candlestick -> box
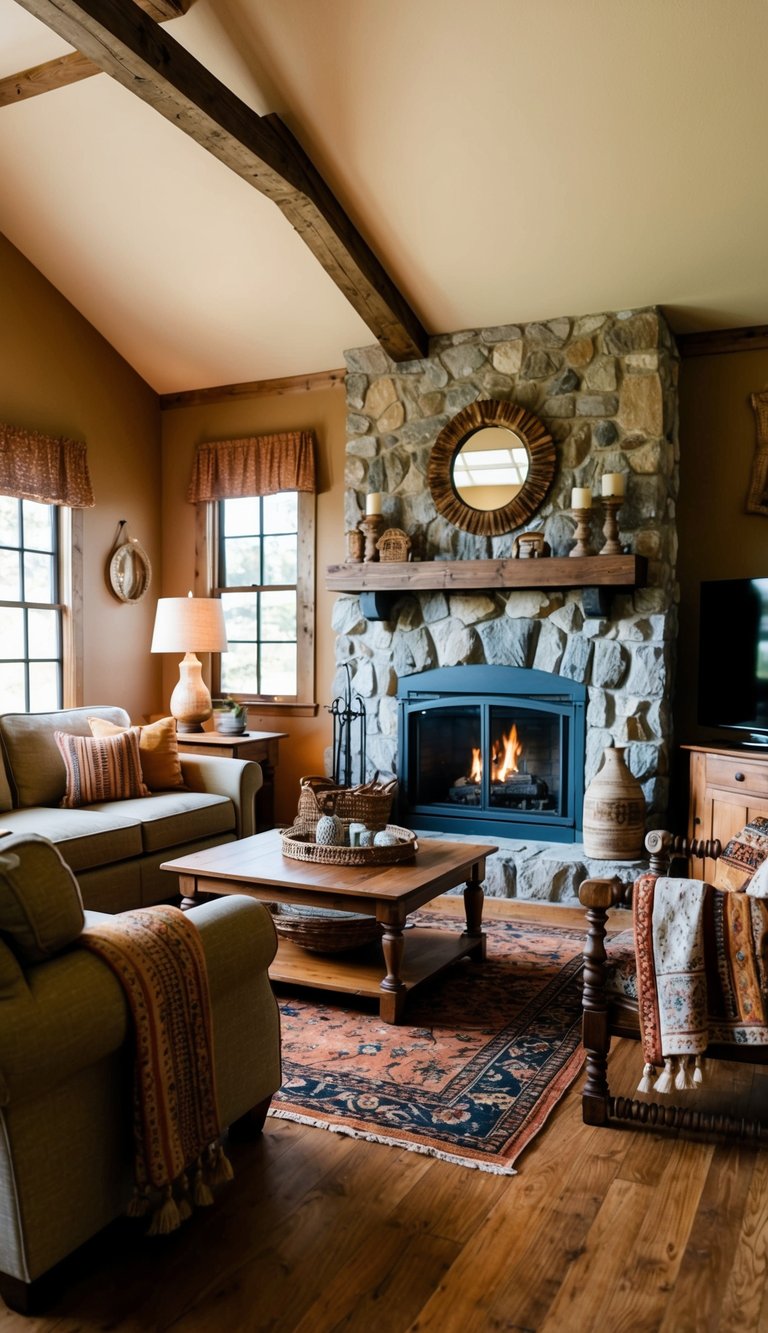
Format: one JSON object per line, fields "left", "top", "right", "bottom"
{"left": 571, "top": 487, "right": 592, "bottom": 510}
{"left": 599, "top": 496, "right": 623, "bottom": 555}
{"left": 359, "top": 513, "right": 384, "bottom": 561}
{"left": 365, "top": 492, "right": 382, "bottom": 516}
{"left": 570, "top": 507, "right": 594, "bottom": 558}
{"left": 601, "top": 472, "right": 625, "bottom": 498}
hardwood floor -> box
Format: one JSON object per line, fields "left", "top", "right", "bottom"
{"left": 3, "top": 900, "right": 768, "bottom": 1332}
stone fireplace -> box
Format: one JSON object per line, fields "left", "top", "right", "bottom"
{"left": 397, "top": 665, "right": 586, "bottom": 841}
{"left": 329, "top": 306, "right": 679, "bottom": 896}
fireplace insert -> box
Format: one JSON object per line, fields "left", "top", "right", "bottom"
{"left": 397, "top": 665, "right": 586, "bottom": 841}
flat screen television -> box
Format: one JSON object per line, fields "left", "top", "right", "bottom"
{"left": 698, "top": 577, "right": 768, "bottom": 742}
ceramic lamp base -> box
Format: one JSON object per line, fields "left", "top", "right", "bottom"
{"left": 169, "top": 652, "right": 212, "bottom": 732}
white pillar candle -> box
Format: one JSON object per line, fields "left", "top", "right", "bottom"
{"left": 601, "top": 472, "right": 626, "bottom": 497}
{"left": 571, "top": 487, "right": 592, "bottom": 510}
{"left": 365, "top": 492, "right": 382, "bottom": 516}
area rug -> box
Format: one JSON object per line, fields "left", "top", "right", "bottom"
{"left": 268, "top": 908, "right": 586, "bottom": 1175}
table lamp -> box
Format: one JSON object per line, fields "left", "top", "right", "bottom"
{"left": 150, "top": 593, "right": 228, "bottom": 732}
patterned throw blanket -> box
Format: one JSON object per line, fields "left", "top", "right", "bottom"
{"left": 81, "top": 904, "right": 232, "bottom": 1233}
{"left": 633, "top": 865, "right": 768, "bottom": 1095}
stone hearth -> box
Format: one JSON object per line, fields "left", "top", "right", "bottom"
{"left": 329, "top": 306, "right": 678, "bottom": 901}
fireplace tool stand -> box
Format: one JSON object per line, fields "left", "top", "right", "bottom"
{"left": 329, "top": 663, "right": 367, "bottom": 786}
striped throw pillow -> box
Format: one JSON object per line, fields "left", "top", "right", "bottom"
{"left": 55, "top": 729, "right": 149, "bottom": 808}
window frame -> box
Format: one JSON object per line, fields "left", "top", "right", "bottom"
{"left": 0, "top": 500, "right": 83, "bottom": 711}
{"left": 195, "top": 493, "right": 316, "bottom": 717}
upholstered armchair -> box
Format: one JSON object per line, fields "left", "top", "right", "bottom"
{"left": 579, "top": 827, "right": 768, "bottom": 1140}
{"left": 0, "top": 833, "right": 282, "bottom": 1314}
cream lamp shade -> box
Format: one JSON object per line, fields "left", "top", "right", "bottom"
{"left": 150, "top": 594, "right": 228, "bottom": 733}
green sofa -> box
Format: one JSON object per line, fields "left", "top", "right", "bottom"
{"left": 0, "top": 708, "right": 263, "bottom": 912}
{"left": 0, "top": 833, "right": 282, "bottom": 1313}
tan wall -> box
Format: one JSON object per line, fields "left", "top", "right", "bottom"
{"left": 160, "top": 386, "right": 346, "bottom": 824}
{"left": 0, "top": 233, "right": 162, "bottom": 722}
{"left": 677, "top": 347, "right": 768, "bottom": 747}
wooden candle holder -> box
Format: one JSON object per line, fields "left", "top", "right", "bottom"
{"left": 359, "top": 513, "right": 384, "bottom": 562}
{"left": 569, "top": 507, "right": 593, "bottom": 558}
{"left": 599, "top": 496, "right": 623, "bottom": 556}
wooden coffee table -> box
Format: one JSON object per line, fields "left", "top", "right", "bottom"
{"left": 161, "top": 830, "right": 497, "bottom": 1023}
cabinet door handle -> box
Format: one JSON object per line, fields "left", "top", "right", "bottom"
{"left": 734, "top": 771, "right": 745, "bottom": 782}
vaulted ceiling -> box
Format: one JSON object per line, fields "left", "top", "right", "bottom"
{"left": 1, "top": 0, "right": 767, "bottom": 394}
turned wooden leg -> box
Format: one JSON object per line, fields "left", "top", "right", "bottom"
{"left": 462, "top": 864, "right": 487, "bottom": 960}
{"left": 228, "top": 1095, "right": 273, "bottom": 1140}
{"left": 581, "top": 900, "right": 613, "bottom": 1126}
{"left": 379, "top": 918, "right": 407, "bottom": 1023}
{"left": 178, "top": 874, "right": 199, "bottom": 912}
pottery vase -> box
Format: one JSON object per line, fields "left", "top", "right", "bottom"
{"left": 583, "top": 745, "right": 645, "bottom": 860}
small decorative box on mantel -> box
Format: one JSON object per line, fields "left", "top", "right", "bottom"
{"left": 376, "top": 528, "right": 412, "bottom": 562}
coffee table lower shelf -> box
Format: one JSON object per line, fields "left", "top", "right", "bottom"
{"left": 270, "top": 926, "right": 486, "bottom": 1024}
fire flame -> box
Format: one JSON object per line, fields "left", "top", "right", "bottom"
{"left": 466, "top": 725, "right": 524, "bottom": 784}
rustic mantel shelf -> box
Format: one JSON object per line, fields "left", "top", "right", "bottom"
{"left": 326, "top": 554, "right": 647, "bottom": 619}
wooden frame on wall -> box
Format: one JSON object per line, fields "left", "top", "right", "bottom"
{"left": 747, "top": 391, "right": 768, "bottom": 515}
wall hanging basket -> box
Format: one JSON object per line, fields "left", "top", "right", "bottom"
{"left": 281, "top": 823, "right": 417, "bottom": 867}
{"left": 296, "top": 775, "right": 397, "bottom": 832}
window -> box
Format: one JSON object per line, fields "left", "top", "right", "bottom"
{"left": 211, "top": 491, "right": 315, "bottom": 709}
{"left": 0, "top": 496, "right": 64, "bottom": 710}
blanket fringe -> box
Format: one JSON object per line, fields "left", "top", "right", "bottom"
{"left": 148, "top": 1184, "right": 181, "bottom": 1236}
{"left": 641, "top": 1053, "right": 707, "bottom": 1096}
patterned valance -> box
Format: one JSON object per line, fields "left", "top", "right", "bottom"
{"left": 0, "top": 423, "right": 95, "bottom": 507}
{"left": 187, "top": 431, "right": 317, "bottom": 502}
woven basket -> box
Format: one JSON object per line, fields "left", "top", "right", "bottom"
{"left": 297, "top": 775, "right": 397, "bottom": 832}
{"left": 270, "top": 903, "right": 381, "bottom": 954}
{"left": 281, "top": 822, "right": 417, "bottom": 866}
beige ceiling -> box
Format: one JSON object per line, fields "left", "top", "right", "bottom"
{"left": 1, "top": 0, "right": 767, "bottom": 394}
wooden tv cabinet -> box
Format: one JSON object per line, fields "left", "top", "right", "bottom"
{"left": 685, "top": 743, "right": 768, "bottom": 880}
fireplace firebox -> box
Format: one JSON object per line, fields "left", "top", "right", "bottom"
{"left": 397, "top": 666, "right": 586, "bottom": 841}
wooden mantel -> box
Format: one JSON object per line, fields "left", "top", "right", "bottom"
{"left": 326, "top": 554, "right": 647, "bottom": 619}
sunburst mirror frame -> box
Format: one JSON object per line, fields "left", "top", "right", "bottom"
{"left": 427, "top": 399, "right": 556, "bottom": 537}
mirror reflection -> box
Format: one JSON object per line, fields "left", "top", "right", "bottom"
{"left": 452, "top": 427, "right": 530, "bottom": 511}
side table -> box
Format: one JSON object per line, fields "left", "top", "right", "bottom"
{"left": 175, "top": 730, "right": 288, "bottom": 831}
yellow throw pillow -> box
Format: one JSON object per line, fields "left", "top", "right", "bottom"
{"left": 88, "top": 715, "right": 185, "bottom": 791}
{"left": 55, "top": 730, "right": 149, "bottom": 807}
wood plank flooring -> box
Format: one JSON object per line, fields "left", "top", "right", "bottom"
{"left": 3, "top": 899, "right": 768, "bottom": 1332}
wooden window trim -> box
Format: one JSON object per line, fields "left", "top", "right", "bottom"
{"left": 194, "top": 496, "right": 317, "bottom": 717}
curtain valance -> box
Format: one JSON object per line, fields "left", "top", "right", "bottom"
{"left": 187, "top": 431, "right": 317, "bottom": 502}
{"left": 0, "top": 423, "right": 95, "bottom": 507}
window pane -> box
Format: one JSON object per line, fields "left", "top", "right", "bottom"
{"left": 0, "top": 548, "right": 20, "bottom": 600}
{"left": 223, "top": 537, "right": 261, "bottom": 587}
{"left": 0, "top": 606, "right": 24, "bottom": 656}
{"left": 0, "top": 662, "right": 25, "bottom": 710}
{"left": 29, "top": 661, "right": 60, "bottom": 711}
{"left": 261, "top": 590, "right": 296, "bottom": 641}
{"left": 220, "top": 641, "right": 258, "bottom": 695}
{"left": 223, "top": 498, "right": 260, "bottom": 537}
{"left": 23, "top": 500, "right": 55, "bottom": 552}
{"left": 24, "top": 551, "right": 55, "bottom": 602}
{"left": 0, "top": 496, "right": 19, "bottom": 545}
{"left": 263, "top": 535, "right": 297, "bottom": 585}
{"left": 220, "top": 592, "right": 257, "bottom": 640}
{"left": 263, "top": 492, "right": 297, "bottom": 534}
{"left": 261, "top": 643, "right": 296, "bottom": 696}
{"left": 28, "top": 608, "right": 59, "bottom": 659}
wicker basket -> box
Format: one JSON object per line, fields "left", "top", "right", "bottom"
{"left": 297, "top": 775, "right": 397, "bottom": 832}
{"left": 281, "top": 822, "right": 417, "bottom": 866}
{"left": 270, "top": 903, "right": 381, "bottom": 954}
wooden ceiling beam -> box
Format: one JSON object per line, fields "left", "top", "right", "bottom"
{"left": 0, "top": 0, "right": 190, "bottom": 107}
{"left": 11, "top": 0, "right": 429, "bottom": 361}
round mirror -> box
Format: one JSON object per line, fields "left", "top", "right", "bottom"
{"left": 428, "top": 400, "right": 555, "bottom": 537}
{"left": 452, "top": 426, "right": 530, "bottom": 511}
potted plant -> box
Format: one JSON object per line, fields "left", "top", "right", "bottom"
{"left": 212, "top": 698, "right": 248, "bottom": 735}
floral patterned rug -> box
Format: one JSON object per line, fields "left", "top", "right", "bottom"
{"left": 268, "top": 908, "right": 586, "bottom": 1174}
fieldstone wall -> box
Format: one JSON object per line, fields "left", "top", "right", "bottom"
{"left": 333, "top": 306, "right": 679, "bottom": 857}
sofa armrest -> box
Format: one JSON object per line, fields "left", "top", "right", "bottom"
{"left": 180, "top": 754, "right": 263, "bottom": 838}
{"left": 185, "top": 895, "right": 282, "bottom": 1126}
{"left": 0, "top": 946, "right": 128, "bottom": 1107}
